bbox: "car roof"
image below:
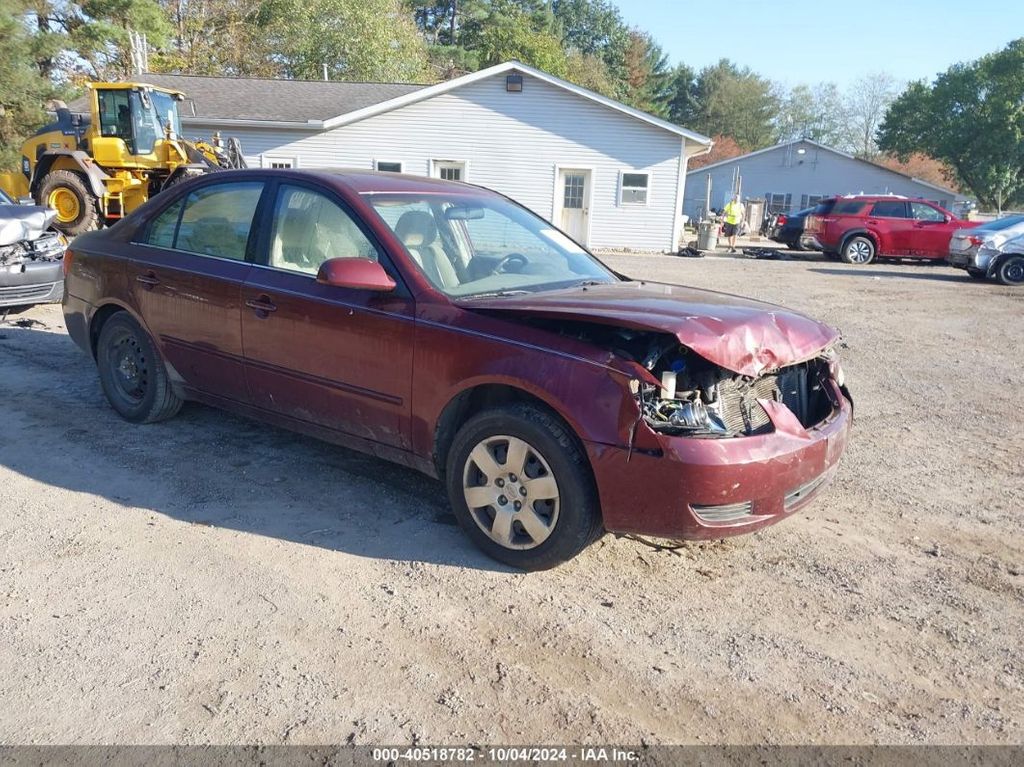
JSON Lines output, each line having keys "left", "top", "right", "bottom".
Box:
{"left": 271, "top": 168, "right": 491, "bottom": 196}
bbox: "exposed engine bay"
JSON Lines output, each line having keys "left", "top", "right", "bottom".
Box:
{"left": 0, "top": 204, "right": 66, "bottom": 267}
{"left": 0, "top": 230, "right": 66, "bottom": 267}
{"left": 533, "top": 320, "right": 840, "bottom": 439}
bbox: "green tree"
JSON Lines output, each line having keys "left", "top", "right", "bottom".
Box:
{"left": 692, "top": 59, "right": 779, "bottom": 150}
{"left": 265, "top": 0, "right": 430, "bottom": 81}
{"left": 24, "top": 0, "right": 171, "bottom": 81}
{"left": 0, "top": 0, "right": 58, "bottom": 169}
{"left": 665, "top": 62, "right": 697, "bottom": 126}
{"left": 777, "top": 82, "right": 846, "bottom": 146}
{"left": 470, "top": 7, "right": 568, "bottom": 76}
{"left": 878, "top": 39, "right": 1024, "bottom": 211}
{"left": 620, "top": 29, "right": 670, "bottom": 117}
{"left": 154, "top": 0, "right": 279, "bottom": 77}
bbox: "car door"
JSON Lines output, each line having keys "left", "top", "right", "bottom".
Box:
{"left": 908, "top": 202, "right": 956, "bottom": 258}
{"left": 241, "top": 181, "right": 415, "bottom": 448}
{"left": 866, "top": 200, "right": 912, "bottom": 255}
{"left": 127, "top": 179, "right": 267, "bottom": 402}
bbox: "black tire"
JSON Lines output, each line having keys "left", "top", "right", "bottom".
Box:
{"left": 995, "top": 255, "right": 1024, "bottom": 286}
{"left": 966, "top": 267, "right": 987, "bottom": 280}
{"left": 841, "top": 235, "right": 875, "bottom": 265}
{"left": 35, "top": 170, "right": 99, "bottom": 236}
{"left": 445, "top": 403, "right": 602, "bottom": 570}
{"left": 96, "top": 312, "right": 182, "bottom": 423}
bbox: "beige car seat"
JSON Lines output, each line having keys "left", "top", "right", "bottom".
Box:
{"left": 393, "top": 210, "right": 459, "bottom": 289}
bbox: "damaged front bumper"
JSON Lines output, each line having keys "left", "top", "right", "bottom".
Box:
{"left": 586, "top": 380, "right": 852, "bottom": 540}
{"left": 0, "top": 232, "right": 66, "bottom": 309}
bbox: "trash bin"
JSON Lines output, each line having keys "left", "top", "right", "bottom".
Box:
{"left": 697, "top": 221, "right": 719, "bottom": 251}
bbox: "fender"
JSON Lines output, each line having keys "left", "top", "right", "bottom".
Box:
{"left": 839, "top": 228, "right": 880, "bottom": 255}
{"left": 30, "top": 150, "right": 110, "bottom": 199}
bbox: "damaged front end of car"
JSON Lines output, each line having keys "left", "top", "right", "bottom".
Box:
{"left": 0, "top": 205, "right": 68, "bottom": 310}
{"left": 634, "top": 339, "right": 846, "bottom": 440}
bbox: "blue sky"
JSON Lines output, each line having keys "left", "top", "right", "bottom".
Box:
{"left": 616, "top": 0, "right": 1022, "bottom": 87}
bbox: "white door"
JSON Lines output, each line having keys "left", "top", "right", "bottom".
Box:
{"left": 558, "top": 169, "right": 591, "bottom": 245}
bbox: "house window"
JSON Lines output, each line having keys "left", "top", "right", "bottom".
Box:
{"left": 765, "top": 192, "right": 792, "bottom": 214}
{"left": 261, "top": 155, "right": 296, "bottom": 169}
{"left": 619, "top": 172, "right": 649, "bottom": 205}
{"left": 800, "top": 194, "right": 824, "bottom": 210}
{"left": 374, "top": 161, "right": 402, "bottom": 173}
{"left": 432, "top": 160, "right": 466, "bottom": 182}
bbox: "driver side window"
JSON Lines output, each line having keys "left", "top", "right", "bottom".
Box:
{"left": 910, "top": 202, "right": 945, "bottom": 222}
{"left": 269, "top": 185, "right": 379, "bottom": 275}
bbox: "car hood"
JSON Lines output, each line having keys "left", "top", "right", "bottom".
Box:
{"left": 0, "top": 205, "right": 58, "bottom": 247}
{"left": 457, "top": 281, "right": 840, "bottom": 377}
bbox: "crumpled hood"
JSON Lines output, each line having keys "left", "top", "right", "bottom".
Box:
{"left": 0, "top": 205, "right": 58, "bottom": 247}
{"left": 457, "top": 281, "right": 840, "bottom": 377}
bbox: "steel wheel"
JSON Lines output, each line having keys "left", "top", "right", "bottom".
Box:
{"left": 105, "top": 325, "right": 150, "bottom": 405}
{"left": 462, "top": 434, "right": 560, "bottom": 550}
{"left": 48, "top": 187, "right": 81, "bottom": 223}
{"left": 843, "top": 236, "right": 875, "bottom": 265}
{"left": 997, "top": 255, "right": 1024, "bottom": 286}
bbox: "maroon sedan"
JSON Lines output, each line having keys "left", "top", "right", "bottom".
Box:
{"left": 63, "top": 170, "right": 852, "bottom": 570}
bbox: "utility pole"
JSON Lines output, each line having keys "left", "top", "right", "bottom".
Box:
{"left": 450, "top": 0, "right": 458, "bottom": 45}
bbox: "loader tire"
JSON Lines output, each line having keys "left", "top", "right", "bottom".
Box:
{"left": 37, "top": 171, "right": 99, "bottom": 236}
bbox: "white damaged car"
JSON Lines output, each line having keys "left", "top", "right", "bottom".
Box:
{"left": 0, "top": 188, "right": 68, "bottom": 313}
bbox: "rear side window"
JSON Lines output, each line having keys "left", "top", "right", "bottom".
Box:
{"left": 833, "top": 200, "right": 866, "bottom": 215}
{"left": 869, "top": 200, "right": 908, "bottom": 218}
{"left": 146, "top": 199, "right": 183, "bottom": 248}
{"left": 142, "top": 182, "right": 264, "bottom": 260}
{"left": 811, "top": 200, "right": 835, "bottom": 215}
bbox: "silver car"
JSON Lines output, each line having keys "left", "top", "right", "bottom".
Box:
{"left": 0, "top": 188, "right": 67, "bottom": 313}
{"left": 947, "top": 214, "right": 1024, "bottom": 280}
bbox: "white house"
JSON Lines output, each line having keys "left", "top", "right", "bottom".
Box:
{"left": 684, "top": 138, "right": 970, "bottom": 219}
{"left": 135, "top": 62, "right": 713, "bottom": 251}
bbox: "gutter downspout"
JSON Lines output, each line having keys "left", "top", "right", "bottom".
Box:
{"left": 673, "top": 139, "right": 714, "bottom": 250}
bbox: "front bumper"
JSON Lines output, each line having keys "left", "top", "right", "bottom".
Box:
{"left": 587, "top": 382, "right": 852, "bottom": 539}
{"left": 0, "top": 261, "right": 64, "bottom": 308}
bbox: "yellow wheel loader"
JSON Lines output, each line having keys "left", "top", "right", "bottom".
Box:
{"left": 0, "top": 82, "right": 246, "bottom": 236}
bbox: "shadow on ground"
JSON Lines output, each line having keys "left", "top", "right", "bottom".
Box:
{"left": 0, "top": 322, "right": 513, "bottom": 573}
{"left": 808, "top": 266, "right": 977, "bottom": 283}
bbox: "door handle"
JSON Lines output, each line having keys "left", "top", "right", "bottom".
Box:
{"left": 245, "top": 295, "right": 277, "bottom": 318}
{"left": 135, "top": 272, "right": 160, "bottom": 290}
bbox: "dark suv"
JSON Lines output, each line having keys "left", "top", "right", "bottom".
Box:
{"left": 804, "top": 195, "right": 975, "bottom": 265}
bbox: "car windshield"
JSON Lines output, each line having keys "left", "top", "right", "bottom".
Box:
{"left": 366, "top": 193, "right": 618, "bottom": 297}
{"left": 975, "top": 214, "right": 1024, "bottom": 232}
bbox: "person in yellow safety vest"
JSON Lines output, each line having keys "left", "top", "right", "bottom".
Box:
{"left": 722, "top": 194, "right": 744, "bottom": 253}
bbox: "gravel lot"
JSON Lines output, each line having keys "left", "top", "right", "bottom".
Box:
{"left": 0, "top": 253, "right": 1021, "bottom": 745}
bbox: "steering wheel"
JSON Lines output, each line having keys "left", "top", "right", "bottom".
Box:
{"left": 493, "top": 252, "right": 529, "bottom": 274}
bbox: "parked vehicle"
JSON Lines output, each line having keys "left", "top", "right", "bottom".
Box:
{"left": 0, "top": 187, "right": 67, "bottom": 313}
{"left": 0, "top": 82, "right": 246, "bottom": 237}
{"left": 947, "top": 214, "right": 1024, "bottom": 281}
{"left": 804, "top": 195, "right": 977, "bottom": 265}
{"left": 768, "top": 207, "right": 815, "bottom": 250}
{"left": 63, "top": 170, "right": 852, "bottom": 569}
{"left": 957, "top": 231, "right": 1024, "bottom": 286}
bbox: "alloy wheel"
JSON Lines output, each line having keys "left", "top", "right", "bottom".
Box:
{"left": 462, "top": 435, "right": 560, "bottom": 550}
{"left": 846, "top": 240, "right": 873, "bottom": 264}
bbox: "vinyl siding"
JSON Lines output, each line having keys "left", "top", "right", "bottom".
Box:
{"left": 186, "top": 72, "right": 689, "bottom": 251}
{"left": 683, "top": 140, "right": 968, "bottom": 219}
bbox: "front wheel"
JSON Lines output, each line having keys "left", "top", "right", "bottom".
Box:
{"left": 996, "top": 255, "right": 1024, "bottom": 286}
{"left": 841, "top": 235, "right": 875, "bottom": 265}
{"left": 446, "top": 404, "right": 601, "bottom": 570}
{"left": 96, "top": 312, "right": 182, "bottom": 423}
{"left": 36, "top": 170, "right": 99, "bottom": 236}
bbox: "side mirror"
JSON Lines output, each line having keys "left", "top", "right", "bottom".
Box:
{"left": 316, "top": 257, "right": 396, "bottom": 292}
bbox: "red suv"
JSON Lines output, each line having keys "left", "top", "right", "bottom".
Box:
{"left": 804, "top": 195, "right": 976, "bottom": 265}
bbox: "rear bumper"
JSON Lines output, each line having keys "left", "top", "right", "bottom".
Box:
{"left": 587, "top": 383, "right": 852, "bottom": 539}
{"left": 947, "top": 249, "right": 986, "bottom": 271}
{"left": 0, "top": 261, "right": 64, "bottom": 308}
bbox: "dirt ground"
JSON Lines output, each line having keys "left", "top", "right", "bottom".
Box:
{"left": 0, "top": 252, "right": 1021, "bottom": 746}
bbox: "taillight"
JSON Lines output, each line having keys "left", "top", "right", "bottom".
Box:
{"left": 62, "top": 248, "right": 74, "bottom": 278}
{"left": 968, "top": 236, "right": 983, "bottom": 248}
{"left": 777, "top": 214, "right": 787, "bottom": 226}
